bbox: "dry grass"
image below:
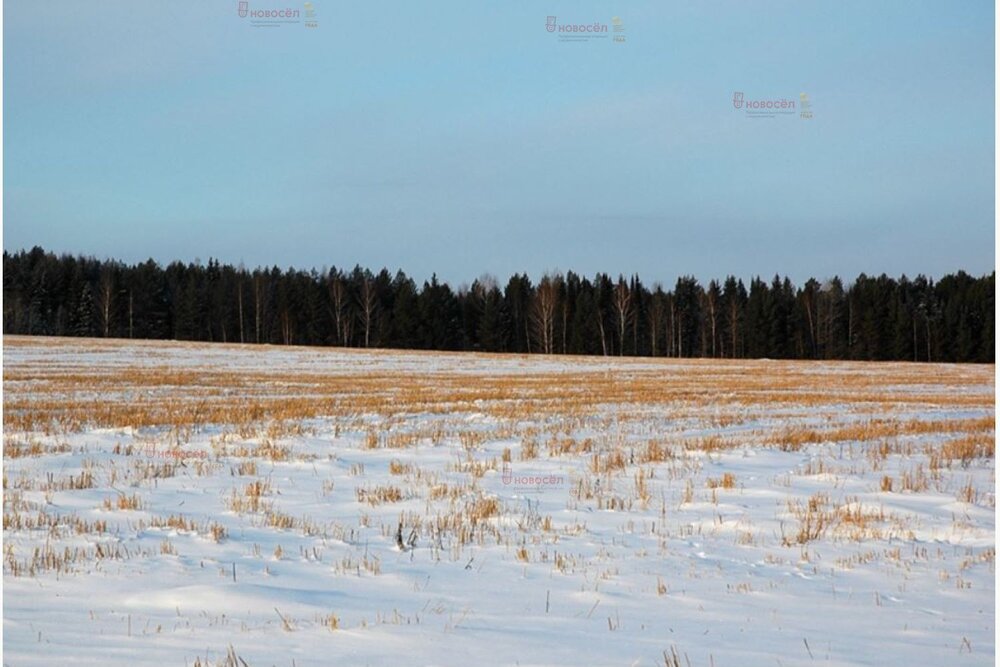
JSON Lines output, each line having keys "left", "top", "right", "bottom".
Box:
{"left": 707, "top": 472, "right": 737, "bottom": 490}
{"left": 5, "top": 337, "right": 992, "bottom": 437}
{"left": 191, "top": 645, "right": 248, "bottom": 667}
{"left": 936, "top": 434, "right": 994, "bottom": 466}
{"left": 356, "top": 484, "right": 405, "bottom": 505}
{"left": 2, "top": 337, "right": 993, "bottom": 590}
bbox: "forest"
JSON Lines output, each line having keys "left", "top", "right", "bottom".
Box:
{"left": 3, "top": 247, "right": 994, "bottom": 362}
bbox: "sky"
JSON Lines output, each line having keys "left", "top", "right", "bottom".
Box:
{"left": 3, "top": 0, "right": 995, "bottom": 287}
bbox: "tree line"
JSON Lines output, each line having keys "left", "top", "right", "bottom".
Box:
{"left": 3, "top": 247, "right": 994, "bottom": 363}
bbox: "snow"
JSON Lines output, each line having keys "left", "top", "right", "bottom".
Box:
{"left": 2, "top": 337, "right": 995, "bottom": 666}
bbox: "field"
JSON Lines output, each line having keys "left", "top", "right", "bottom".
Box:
{"left": 2, "top": 336, "right": 995, "bottom": 666}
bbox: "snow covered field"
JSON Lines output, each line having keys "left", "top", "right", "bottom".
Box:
{"left": 2, "top": 336, "right": 995, "bottom": 666}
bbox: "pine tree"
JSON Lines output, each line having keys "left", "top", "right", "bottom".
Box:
{"left": 0, "top": 246, "right": 993, "bottom": 363}
{"left": 74, "top": 283, "right": 95, "bottom": 337}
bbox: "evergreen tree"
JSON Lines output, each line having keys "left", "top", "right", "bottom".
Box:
{"left": 1, "top": 247, "right": 992, "bottom": 363}
{"left": 73, "top": 283, "right": 95, "bottom": 337}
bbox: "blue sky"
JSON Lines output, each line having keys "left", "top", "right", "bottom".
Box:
{"left": 4, "top": 0, "right": 994, "bottom": 285}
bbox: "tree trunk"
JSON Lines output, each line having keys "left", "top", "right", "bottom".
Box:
{"left": 254, "top": 277, "right": 261, "bottom": 344}
{"left": 238, "top": 281, "right": 245, "bottom": 344}
{"left": 597, "top": 310, "right": 607, "bottom": 356}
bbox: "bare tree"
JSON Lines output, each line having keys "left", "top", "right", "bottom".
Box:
{"left": 531, "top": 274, "right": 559, "bottom": 354}
{"left": 667, "top": 295, "right": 676, "bottom": 357}
{"left": 612, "top": 277, "right": 632, "bottom": 356}
{"left": 705, "top": 280, "right": 720, "bottom": 358}
{"left": 358, "top": 275, "right": 378, "bottom": 348}
{"left": 472, "top": 274, "right": 497, "bottom": 300}
{"left": 561, "top": 299, "right": 569, "bottom": 354}
{"left": 97, "top": 267, "right": 115, "bottom": 338}
{"left": 728, "top": 299, "right": 738, "bottom": 358}
{"left": 328, "top": 274, "right": 351, "bottom": 346}
{"left": 237, "top": 266, "right": 246, "bottom": 344}
{"left": 280, "top": 309, "right": 293, "bottom": 345}
{"left": 800, "top": 278, "right": 819, "bottom": 358}
{"left": 253, "top": 273, "right": 263, "bottom": 344}
{"left": 595, "top": 307, "right": 608, "bottom": 356}
{"left": 671, "top": 298, "right": 683, "bottom": 357}
{"left": 594, "top": 280, "right": 608, "bottom": 356}
{"left": 648, "top": 286, "right": 665, "bottom": 357}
